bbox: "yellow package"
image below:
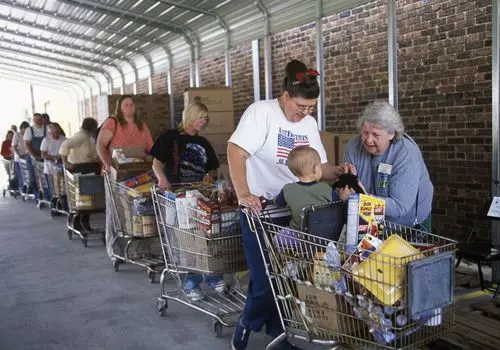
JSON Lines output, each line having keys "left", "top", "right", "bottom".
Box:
{"left": 352, "top": 235, "right": 422, "bottom": 305}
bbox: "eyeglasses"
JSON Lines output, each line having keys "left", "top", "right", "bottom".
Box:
{"left": 294, "top": 101, "right": 316, "bottom": 114}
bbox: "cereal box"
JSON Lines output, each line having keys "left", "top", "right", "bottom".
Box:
{"left": 345, "top": 194, "right": 385, "bottom": 253}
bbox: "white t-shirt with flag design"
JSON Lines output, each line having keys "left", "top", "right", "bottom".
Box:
{"left": 228, "top": 99, "right": 327, "bottom": 199}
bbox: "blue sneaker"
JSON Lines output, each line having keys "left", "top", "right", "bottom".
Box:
{"left": 232, "top": 316, "right": 250, "bottom": 350}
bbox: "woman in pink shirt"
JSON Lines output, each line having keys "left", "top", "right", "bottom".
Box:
{"left": 97, "top": 95, "right": 154, "bottom": 172}
{"left": 96, "top": 95, "right": 154, "bottom": 259}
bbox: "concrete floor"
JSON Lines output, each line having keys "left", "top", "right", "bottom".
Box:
{"left": 0, "top": 194, "right": 330, "bottom": 350}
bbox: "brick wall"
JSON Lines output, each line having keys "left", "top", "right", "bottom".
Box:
{"left": 83, "top": 0, "right": 493, "bottom": 241}
{"left": 152, "top": 73, "right": 168, "bottom": 94}
{"left": 123, "top": 83, "right": 134, "bottom": 94}
{"left": 136, "top": 78, "right": 149, "bottom": 94}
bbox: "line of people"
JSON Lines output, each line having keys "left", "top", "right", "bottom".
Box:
{"left": 1, "top": 58, "right": 434, "bottom": 350}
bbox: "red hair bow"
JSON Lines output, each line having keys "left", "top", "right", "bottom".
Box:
{"left": 294, "top": 69, "right": 320, "bottom": 84}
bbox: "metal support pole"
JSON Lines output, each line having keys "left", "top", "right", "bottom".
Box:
{"left": 194, "top": 45, "right": 201, "bottom": 87}
{"left": 225, "top": 36, "right": 232, "bottom": 87}
{"left": 167, "top": 60, "right": 175, "bottom": 128}
{"left": 492, "top": 0, "right": 500, "bottom": 280}
{"left": 30, "top": 84, "right": 36, "bottom": 115}
{"left": 252, "top": 39, "right": 261, "bottom": 102}
{"left": 387, "top": 0, "right": 398, "bottom": 110}
{"left": 315, "top": 0, "right": 325, "bottom": 131}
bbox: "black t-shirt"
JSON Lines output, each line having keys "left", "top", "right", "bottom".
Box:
{"left": 150, "top": 129, "right": 219, "bottom": 183}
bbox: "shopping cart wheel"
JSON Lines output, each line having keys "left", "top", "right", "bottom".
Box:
{"left": 50, "top": 210, "right": 56, "bottom": 219}
{"left": 157, "top": 298, "right": 167, "bottom": 317}
{"left": 37, "top": 201, "right": 45, "bottom": 209}
{"left": 213, "top": 320, "right": 223, "bottom": 338}
{"left": 113, "top": 259, "right": 120, "bottom": 271}
{"left": 148, "top": 271, "right": 156, "bottom": 283}
{"left": 82, "top": 238, "right": 88, "bottom": 247}
{"left": 22, "top": 195, "right": 26, "bottom": 202}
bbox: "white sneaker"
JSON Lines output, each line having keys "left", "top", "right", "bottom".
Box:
{"left": 213, "top": 279, "right": 226, "bottom": 293}
{"left": 185, "top": 287, "right": 205, "bottom": 302}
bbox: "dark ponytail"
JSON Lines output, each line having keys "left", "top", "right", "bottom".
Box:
{"left": 282, "top": 60, "right": 320, "bottom": 99}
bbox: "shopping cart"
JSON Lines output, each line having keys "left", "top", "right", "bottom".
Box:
{"left": 104, "top": 172, "right": 164, "bottom": 282}
{"left": 243, "top": 208, "right": 457, "bottom": 350}
{"left": 1, "top": 158, "right": 18, "bottom": 198}
{"left": 31, "top": 156, "right": 51, "bottom": 209}
{"left": 65, "top": 166, "right": 105, "bottom": 247}
{"left": 48, "top": 167, "right": 69, "bottom": 218}
{"left": 151, "top": 187, "right": 247, "bottom": 337}
{"left": 19, "top": 158, "right": 35, "bottom": 201}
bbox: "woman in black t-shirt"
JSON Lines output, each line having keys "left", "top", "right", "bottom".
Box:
{"left": 150, "top": 101, "right": 219, "bottom": 191}
{"left": 150, "top": 100, "right": 223, "bottom": 302}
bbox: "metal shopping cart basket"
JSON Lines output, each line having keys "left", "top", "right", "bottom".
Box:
{"left": 243, "top": 208, "right": 457, "bottom": 350}
{"left": 151, "top": 187, "right": 246, "bottom": 337}
{"left": 65, "top": 166, "right": 105, "bottom": 246}
{"left": 48, "top": 166, "right": 69, "bottom": 218}
{"left": 32, "top": 156, "right": 51, "bottom": 209}
{"left": 1, "top": 158, "right": 19, "bottom": 198}
{"left": 104, "top": 172, "right": 164, "bottom": 282}
{"left": 19, "top": 157, "right": 35, "bottom": 201}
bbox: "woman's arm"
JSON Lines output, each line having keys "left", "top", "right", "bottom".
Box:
{"left": 152, "top": 157, "right": 170, "bottom": 191}
{"left": 227, "top": 142, "right": 262, "bottom": 211}
{"left": 96, "top": 129, "right": 113, "bottom": 172}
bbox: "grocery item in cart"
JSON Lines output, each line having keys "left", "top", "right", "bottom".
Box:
{"left": 346, "top": 193, "right": 385, "bottom": 253}
{"left": 351, "top": 234, "right": 422, "bottom": 305}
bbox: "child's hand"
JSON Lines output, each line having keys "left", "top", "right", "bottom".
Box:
{"left": 338, "top": 186, "right": 355, "bottom": 201}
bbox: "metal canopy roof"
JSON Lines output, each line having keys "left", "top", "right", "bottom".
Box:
{"left": 0, "top": 0, "right": 369, "bottom": 96}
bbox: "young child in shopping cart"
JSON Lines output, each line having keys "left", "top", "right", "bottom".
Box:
{"left": 272, "top": 146, "right": 354, "bottom": 249}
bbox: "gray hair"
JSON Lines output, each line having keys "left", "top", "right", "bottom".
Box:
{"left": 357, "top": 100, "right": 404, "bottom": 140}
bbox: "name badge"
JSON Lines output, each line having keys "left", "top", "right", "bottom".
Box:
{"left": 378, "top": 163, "right": 392, "bottom": 175}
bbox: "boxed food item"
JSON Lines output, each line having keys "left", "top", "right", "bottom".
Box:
{"left": 197, "top": 198, "right": 221, "bottom": 236}
{"left": 351, "top": 235, "right": 423, "bottom": 305}
{"left": 203, "top": 133, "right": 231, "bottom": 155}
{"left": 110, "top": 146, "right": 153, "bottom": 182}
{"left": 199, "top": 112, "right": 235, "bottom": 134}
{"left": 345, "top": 194, "right": 385, "bottom": 253}
{"left": 296, "top": 283, "right": 361, "bottom": 335}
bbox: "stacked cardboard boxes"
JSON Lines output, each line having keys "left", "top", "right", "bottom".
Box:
{"left": 319, "top": 132, "right": 356, "bottom": 165}
{"left": 97, "top": 94, "right": 170, "bottom": 141}
{"left": 184, "top": 87, "right": 235, "bottom": 170}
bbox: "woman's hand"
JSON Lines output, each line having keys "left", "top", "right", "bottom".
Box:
{"left": 102, "top": 162, "right": 111, "bottom": 174}
{"left": 158, "top": 176, "right": 171, "bottom": 192}
{"left": 339, "top": 162, "right": 357, "bottom": 175}
{"left": 238, "top": 192, "right": 263, "bottom": 213}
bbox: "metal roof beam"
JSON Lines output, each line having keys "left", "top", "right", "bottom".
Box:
{"left": 3, "top": 1, "right": 164, "bottom": 50}
{"left": 0, "top": 20, "right": 128, "bottom": 62}
{"left": 0, "top": 45, "right": 113, "bottom": 84}
{"left": 61, "top": 0, "right": 194, "bottom": 42}
{"left": 0, "top": 31, "right": 119, "bottom": 70}
{"left": 0, "top": 58, "right": 86, "bottom": 82}
{"left": 0, "top": 72, "right": 79, "bottom": 97}
{"left": 0, "top": 65, "right": 81, "bottom": 85}
{"left": 0, "top": 53, "right": 94, "bottom": 78}
{"left": 156, "top": 0, "right": 230, "bottom": 32}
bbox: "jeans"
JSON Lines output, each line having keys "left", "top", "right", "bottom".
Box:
{"left": 44, "top": 174, "right": 52, "bottom": 202}
{"left": 26, "top": 156, "right": 38, "bottom": 199}
{"left": 14, "top": 161, "right": 23, "bottom": 191}
{"left": 240, "top": 212, "right": 291, "bottom": 337}
{"left": 184, "top": 273, "right": 224, "bottom": 290}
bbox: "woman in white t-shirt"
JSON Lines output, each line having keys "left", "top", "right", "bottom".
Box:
{"left": 40, "top": 123, "right": 66, "bottom": 202}
{"left": 228, "top": 60, "right": 349, "bottom": 350}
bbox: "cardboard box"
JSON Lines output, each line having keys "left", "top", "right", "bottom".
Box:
{"left": 204, "top": 133, "right": 231, "bottom": 155}
{"left": 184, "top": 87, "right": 233, "bottom": 112}
{"left": 319, "top": 132, "right": 355, "bottom": 165}
{"left": 198, "top": 112, "right": 235, "bottom": 134}
{"left": 345, "top": 193, "right": 386, "bottom": 253}
{"left": 110, "top": 146, "right": 153, "bottom": 182}
{"left": 296, "top": 283, "right": 361, "bottom": 336}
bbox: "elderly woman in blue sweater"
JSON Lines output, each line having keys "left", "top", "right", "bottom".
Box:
{"left": 344, "top": 100, "right": 433, "bottom": 231}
